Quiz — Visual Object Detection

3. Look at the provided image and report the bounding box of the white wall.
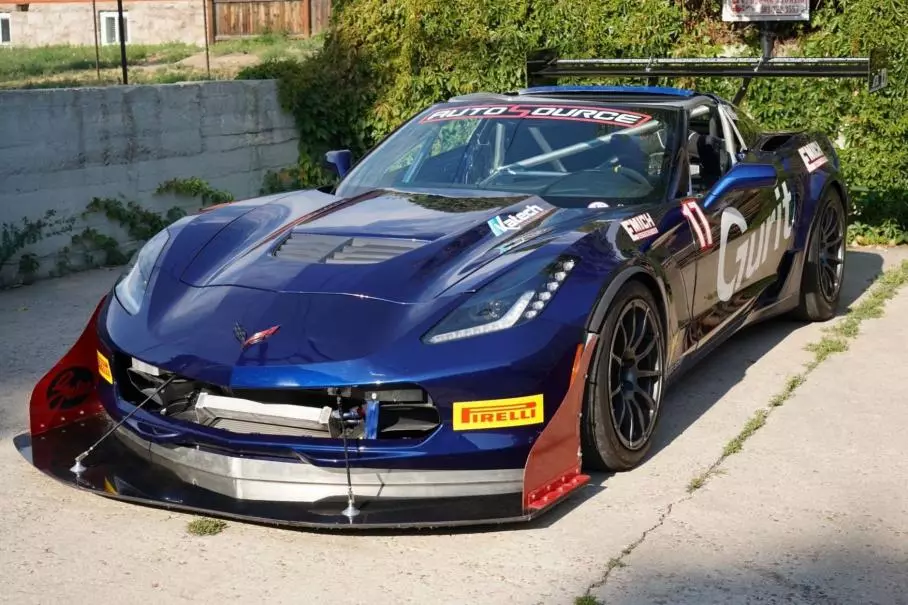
[0,79,300,284]
[0,1,206,47]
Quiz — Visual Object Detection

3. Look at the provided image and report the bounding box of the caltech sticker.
[798,142,828,173]
[420,104,653,128]
[620,212,659,241]
[488,203,545,237]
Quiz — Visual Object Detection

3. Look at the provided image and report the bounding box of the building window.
[99,11,129,45]
[1,14,11,44]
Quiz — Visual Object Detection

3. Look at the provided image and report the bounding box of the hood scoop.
[274,230,428,265]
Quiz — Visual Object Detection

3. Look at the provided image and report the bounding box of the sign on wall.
[722,0,809,22]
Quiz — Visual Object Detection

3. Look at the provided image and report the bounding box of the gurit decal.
[717,182,794,302]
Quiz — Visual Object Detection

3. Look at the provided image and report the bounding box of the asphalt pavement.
[1,247,906,605]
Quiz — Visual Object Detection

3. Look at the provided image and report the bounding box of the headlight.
[423,255,577,344]
[114,228,170,315]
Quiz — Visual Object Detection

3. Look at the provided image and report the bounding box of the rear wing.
[526,48,889,102]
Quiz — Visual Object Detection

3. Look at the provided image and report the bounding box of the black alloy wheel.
[817,197,846,303]
[606,298,664,450]
[792,188,847,322]
[581,280,666,472]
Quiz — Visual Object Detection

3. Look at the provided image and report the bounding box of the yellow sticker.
[97,351,113,384]
[452,394,544,430]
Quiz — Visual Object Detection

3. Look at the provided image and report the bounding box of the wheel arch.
[585,264,670,340]
[796,171,849,250]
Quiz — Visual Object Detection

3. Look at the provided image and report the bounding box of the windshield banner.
[419,104,653,127]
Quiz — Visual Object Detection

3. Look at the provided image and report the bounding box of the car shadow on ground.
[642,248,884,463]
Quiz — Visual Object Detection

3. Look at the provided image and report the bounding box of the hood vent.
[274,231,427,265]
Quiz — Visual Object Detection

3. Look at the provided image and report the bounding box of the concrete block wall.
[0,0,206,47]
[0,79,300,284]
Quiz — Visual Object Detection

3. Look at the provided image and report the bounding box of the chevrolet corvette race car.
[16,50,888,529]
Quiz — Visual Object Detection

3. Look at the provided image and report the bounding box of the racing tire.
[581,280,666,472]
[791,188,847,322]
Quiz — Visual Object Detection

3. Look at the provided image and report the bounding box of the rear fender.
[28,296,108,436]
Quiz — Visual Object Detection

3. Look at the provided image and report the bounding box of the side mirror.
[704,163,777,206]
[324,149,353,178]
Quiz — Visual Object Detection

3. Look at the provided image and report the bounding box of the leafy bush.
[239,0,907,242]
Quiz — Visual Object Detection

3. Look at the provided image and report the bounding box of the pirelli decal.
[452,394,544,430]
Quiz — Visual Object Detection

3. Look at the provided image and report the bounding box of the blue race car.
[17,50,886,529]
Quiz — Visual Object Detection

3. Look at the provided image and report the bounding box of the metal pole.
[116,0,128,84]
[202,0,211,77]
[733,21,776,105]
[91,0,101,82]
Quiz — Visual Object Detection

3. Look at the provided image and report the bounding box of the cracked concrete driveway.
[2,247,907,605]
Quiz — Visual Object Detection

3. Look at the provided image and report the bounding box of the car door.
[684,102,797,350]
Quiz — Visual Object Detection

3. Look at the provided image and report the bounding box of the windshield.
[335,102,683,206]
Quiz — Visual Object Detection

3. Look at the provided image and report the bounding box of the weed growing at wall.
[260,166,309,195]
[239,0,907,242]
[47,178,238,280]
[0,210,75,286]
[156,178,235,207]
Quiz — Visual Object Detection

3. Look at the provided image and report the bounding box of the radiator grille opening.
[112,353,440,441]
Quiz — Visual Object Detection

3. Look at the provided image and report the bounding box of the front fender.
[585,263,673,339]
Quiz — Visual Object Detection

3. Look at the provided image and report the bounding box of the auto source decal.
[420,104,653,127]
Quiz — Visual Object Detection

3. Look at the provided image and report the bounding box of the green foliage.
[17,253,39,284]
[71,180,236,271]
[1,210,75,285]
[260,166,307,194]
[73,195,189,270]
[239,0,907,234]
[186,517,227,536]
[156,177,235,207]
[67,228,130,268]
[0,43,198,83]
[84,197,186,243]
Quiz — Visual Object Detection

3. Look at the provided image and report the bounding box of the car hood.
[174,188,600,303]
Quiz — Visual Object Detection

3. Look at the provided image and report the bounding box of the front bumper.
[20,295,597,529]
[15,415,541,529]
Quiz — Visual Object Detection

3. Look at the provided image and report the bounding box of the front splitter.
[14,416,568,530]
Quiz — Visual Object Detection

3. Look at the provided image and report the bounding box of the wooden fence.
[210,0,331,40]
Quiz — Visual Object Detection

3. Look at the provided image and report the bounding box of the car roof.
[448,85,714,109]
